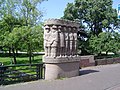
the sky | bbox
[40,0,120,21]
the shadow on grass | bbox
[79,69,99,76]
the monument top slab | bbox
[44,19,80,28]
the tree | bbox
[0,15,22,64]
[63,0,120,55]
[89,32,120,55]
[0,0,46,64]
[16,0,45,63]
[63,0,119,36]
[13,25,44,64]
[0,0,25,64]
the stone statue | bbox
[69,27,74,56]
[43,19,81,80]
[58,26,65,57]
[64,26,69,56]
[50,25,58,57]
[73,27,78,56]
[44,25,51,56]
[44,19,79,58]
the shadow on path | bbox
[79,69,99,76]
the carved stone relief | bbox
[44,19,79,58]
[50,25,58,57]
[44,25,51,57]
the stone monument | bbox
[43,19,80,80]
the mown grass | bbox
[0,53,44,85]
[0,54,43,65]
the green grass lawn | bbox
[0,54,43,65]
[0,54,44,85]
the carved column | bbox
[43,19,80,80]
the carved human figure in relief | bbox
[69,27,74,56]
[44,25,51,56]
[50,25,58,57]
[58,26,65,57]
[64,26,69,56]
[73,27,78,56]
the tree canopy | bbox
[63,0,120,36]
[63,0,120,55]
[89,32,120,55]
[0,0,45,64]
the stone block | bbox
[43,19,80,80]
[45,61,80,80]
[80,55,95,67]
[96,59,107,65]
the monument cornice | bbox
[44,19,80,28]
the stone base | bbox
[45,61,80,80]
[43,56,80,63]
[80,55,95,67]
[43,56,80,80]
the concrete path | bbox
[1,64,120,90]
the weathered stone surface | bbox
[43,56,81,63]
[45,62,80,80]
[44,19,80,27]
[43,19,80,80]
[44,19,79,59]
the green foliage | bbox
[12,25,44,52]
[89,32,120,55]
[63,0,120,55]
[0,0,46,64]
[63,0,119,35]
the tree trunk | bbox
[16,49,18,56]
[98,52,102,56]
[9,48,11,56]
[28,43,32,64]
[12,46,17,64]
[32,54,34,61]
[106,51,108,55]
[29,51,32,64]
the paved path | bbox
[1,64,120,90]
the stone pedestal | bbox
[43,56,80,80]
[45,62,79,80]
[43,19,80,80]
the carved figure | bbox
[58,26,65,57]
[73,27,78,56]
[64,27,69,56]
[44,25,51,56]
[69,27,74,56]
[44,19,79,58]
[50,25,58,57]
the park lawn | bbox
[0,55,43,65]
[0,55,44,85]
